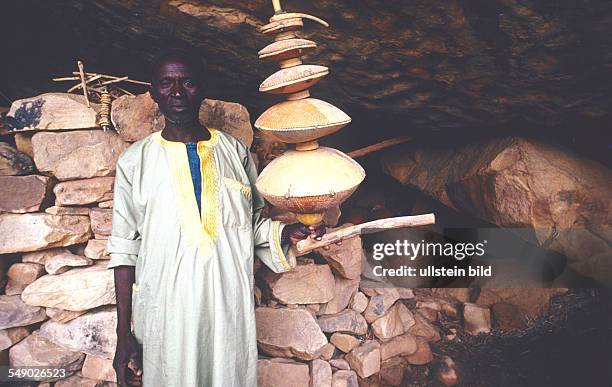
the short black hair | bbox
[149,47,207,84]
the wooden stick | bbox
[347,136,412,159]
[114,86,135,96]
[99,76,129,86]
[67,74,103,92]
[71,72,151,85]
[77,61,90,107]
[53,76,80,81]
[293,213,435,255]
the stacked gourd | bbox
[255,5,365,226]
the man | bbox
[105,49,325,387]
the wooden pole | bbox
[293,213,435,255]
[347,136,411,159]
[77,61,90,107]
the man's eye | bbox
[184,80,194,87]
[160,81,172,88]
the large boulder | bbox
[382,137,612,283]
[0,213,91,254]
[32,130,129,181]
[0,295,47,330]
[9,331,85,381]
[22,263,114,311]
[260,263,336,304]
[257,358,310,387]
[255,307,328,360]
[38,306,117,359]
[0,175,53,213]
[6,93,99,131]
[53,177,114,206]
[0,142,35,176]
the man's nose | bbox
[170,82,184,97]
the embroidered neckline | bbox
[154,128,219,255]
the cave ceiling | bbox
[1,0,611,144]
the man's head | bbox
[149,49,207,124]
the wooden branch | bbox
[77,61,90,107]
[293,213,435,255]
[53,76,80,81]
[71,72,151,85]
[347,136,412,158]
[99,76,129,86]
[66,74,103,92]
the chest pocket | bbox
[220,176,253,229]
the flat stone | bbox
[22,248,71,265]
[54,177,114,206]
[319,343,336,361]
[345,340,381,378]
[261,263,336,304]
[82,354,117,382]
[317,309,368,335]
[9,331,85,381]
[380,357,409,386]
[371,302,415,342]
[0,326,30,351]
[7,263,45,284]
[45,206,91,216]
[0,175,52,213]
[256,307,328,360]
[32,130,129,181]
[90,208,112,236]
[44,252,93,275]
[199,98,254,148]
[407,311,441,343]
[363,289,400,323]
[4,279,27,296]
[476,288,567,323]
[46,308,87,323]
[433,288,471,303]
[0,213,91,254]
[38,306,117,359]
[319,277,359,315]
[0,295,47,330]
[463,303,491,335]
[315,228,363,280]
[22,263,114,311]
[257,357,310,387]
[84,239,108,259]
[405,338,433,365]
[310,359,332,387]
[331,370,358,387]
[380,333,418,360]
[329,359,350,370]
[0,142,35,176]
[98,200,114,208]
[330,333,360,353]
[7,93,99,131]
[349,292,368,313]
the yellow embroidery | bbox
[155,129,220,255]
[272,221,291,271]
[222,176,252,197]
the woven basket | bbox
[258,38,317,61]
[260,65,328,94]
[256,147,365,213]
[255,98,351,143]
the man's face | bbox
[150,57,204,123]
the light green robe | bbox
[105,128,296,387]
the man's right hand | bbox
[113,331,143,386]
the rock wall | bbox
[0,93,576,386]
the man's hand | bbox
[113,331,143,386]
[281,222,326,245]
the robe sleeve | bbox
[105,155,141,269]
[242,148,296,273]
